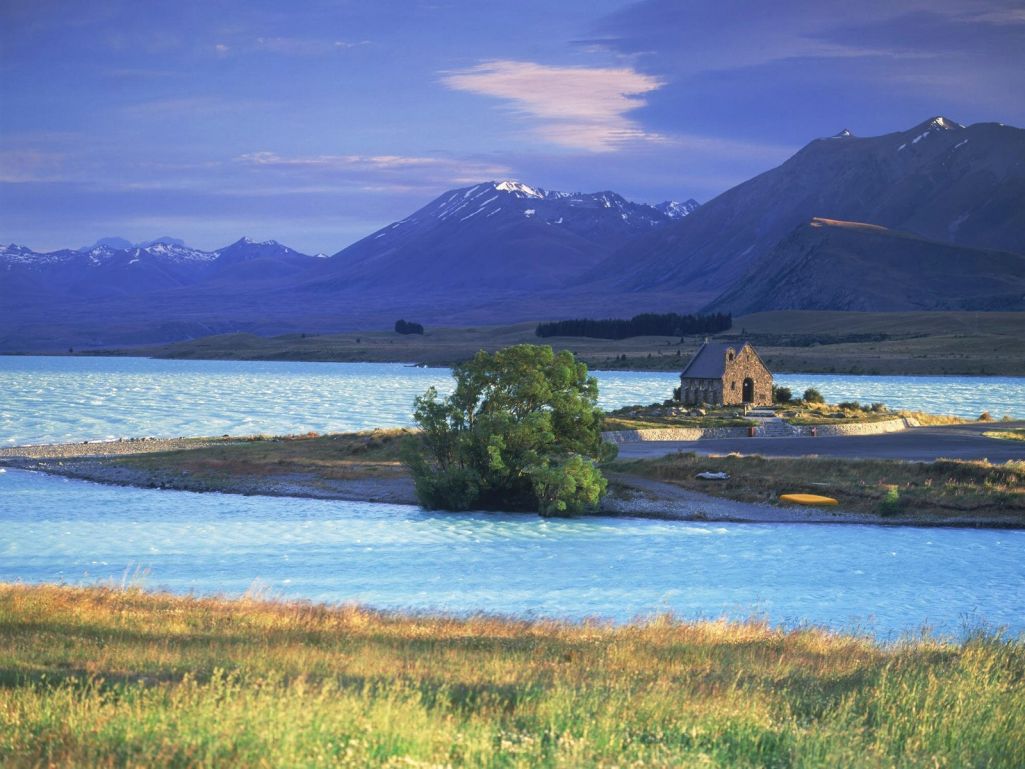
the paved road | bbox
[615,421,1025,462]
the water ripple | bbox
[1,358,1021,445]
[1,469,1023,639]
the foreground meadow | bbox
[1,585,1022,768]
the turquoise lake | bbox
[1,356,1023,638]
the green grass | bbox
[1,584,1023,768]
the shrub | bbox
[978,411,994,422]
[394,319,424,335]
[803,388,825,404]
[837,401,862,412]
[772,386,793,404]
[879,485,905,516]
[403,345,615,514]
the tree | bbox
[403,345,616,515]
[395,319,424,335]
[803,388,825,404]
[772,386,793,404]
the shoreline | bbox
[4,436,1021,529]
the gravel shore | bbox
[0,436,237,460]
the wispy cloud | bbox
[254,36,370,55]
[236,151,512,186]
[0,150,68,183]
[211,37,370,59]
[441,60,664,152]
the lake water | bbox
[2,356,1024,638]
[2,468,1023,639]
[1,356,1023,446]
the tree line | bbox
[535,312,732,340]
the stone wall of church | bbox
[678,378,723,406]
[721,345,773,406]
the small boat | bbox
[779,493,839,506]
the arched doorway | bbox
[742,377,755,403]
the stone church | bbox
[677,341,773,407]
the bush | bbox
[394,319,424,335]
[837,401,862,412]
[403,345,616,514]
[978,411,994,422]
[879,485,905,516]
[772,386,793,404]
[803,388,825,404]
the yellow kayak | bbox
[779,493,839,506]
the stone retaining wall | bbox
[790,416,918,437]
[603,416,917,443]
[602,426,751,443]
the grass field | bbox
[1,584,1023,768]
[95,310,1025,376]
[609,453,1025,523]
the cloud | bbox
[441,60,664,152]
[0,149,68,183]
[254,37,370,56]
[235,151,512,187]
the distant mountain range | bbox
[2,116,1023,351]
[303,181,699,294]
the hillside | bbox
[710,218,1025,313]
[589,118,1025,305]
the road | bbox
[615,421,1025,462]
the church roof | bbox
[680,341,749,379]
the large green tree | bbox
[403,345,616,514]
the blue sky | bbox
[2,0,1023,253]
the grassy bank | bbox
[610,453,1025,524]
[114,429,410,487]
[1,584,1023,768]
[91,310,1025,376]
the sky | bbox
[2,0,1024,253]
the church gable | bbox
[678,341,773,406]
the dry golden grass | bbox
[1,584,1023,768]
[610,453,1025,522]
[116,428,411,483]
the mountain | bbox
[0,237,317,303]
[654,199,700,219]
[589,117,1025,307]
[709,218,1025,313]
[303,181,688,293]
[79,236,187,251]
[4,116,1025,351]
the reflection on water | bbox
[1,357,1022,446]
[2,469,1022,640]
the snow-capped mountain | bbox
[1,237,317,301]
[305,180,692,294]
[654,199,700,219]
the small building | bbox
[677,340,772,407]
